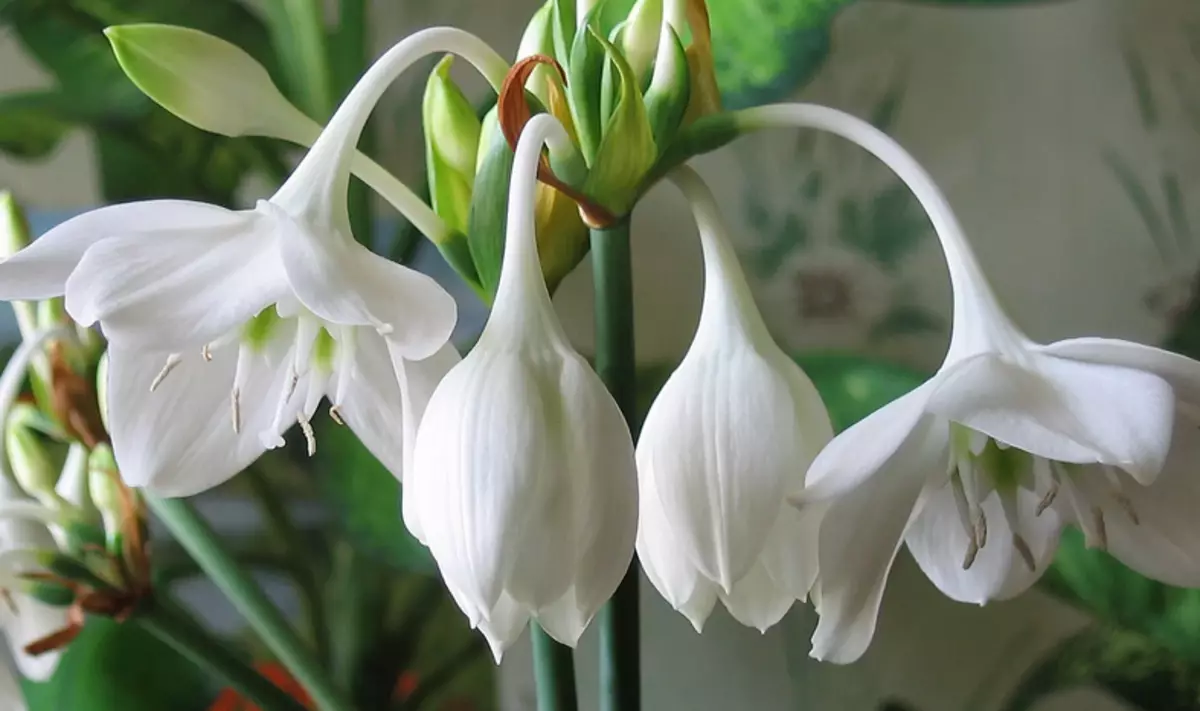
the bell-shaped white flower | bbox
[0,28,512,496]
[410,114,638,661]
[740,104,1200,664]
[636,167,831,633]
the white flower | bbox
[410,114,638,661]
[636,167,832,633]
[750,103,1200,664]
[0,659,26,710]
[0,29,518,496]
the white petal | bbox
[329,330,405,478]
[479,593,531,664]
[536,589,590,648]
[553,355,638,618]
[1095,422,1200,587]
[928,353,1174,483]
[0,520,65,681]
[0,658,26,709]
[65,211,287,350]
[810,419,946,664]
[759,503,822,602]
[637,460,712,627]
[269,204,456,359]
[905,486,1061,604]
[1040,337,1200,408]
[395,343,461,544]
[107,336,294,497]
[799,381,936,502]
[0,201,241,301]
[720,560,794,633]
[411,351,554,615]
[639,348,818,591]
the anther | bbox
[201,344,213,362]
[1012,534,1036,572]
[329,405,345,426]
[974,511,988,551]
[150,354,182,392]
[298,416,317,456]
[962,537,979,571]
[1091,507,1108,551]
[1114,493,1140,525]
[231,388,241,434]
[1036,482,1058,516]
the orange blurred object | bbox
[207,662,315,711]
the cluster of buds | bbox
[423,0,720,298]
[0,194,150,681]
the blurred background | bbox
[3,0,1199,709]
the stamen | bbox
[962,536,980,571]
[1091,507,1108,551]
[1114,492,1140,525]
[1036,483,1058,516]
[997,488,1035,572]
[231,388,241,434]
[1033,458,1058,516]
[329,405,345,426]
[957,454,987,551]
[149,354,182,392]
[201,344,213,362]
[950,473,978,569]
[298,416,317,456]
[1012,534,1036,571]
[975,512,989,551]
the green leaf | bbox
[23,618,214,711]
[583,28,658,215]
[0,92,73,160]
[260,0,332,118]
[836,184,930,271]
[312,419,433,573]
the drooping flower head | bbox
[410,113,638,661]
[635,166,831,633]
[0,28,511,496]
[735,103,1200,663]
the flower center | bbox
[946,425,1139,573]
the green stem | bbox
[589,219,641,711]
[245,466,330,665]
[134,597,310,711]
[145,495,357,711]
[531,624,579,711]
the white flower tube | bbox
[410,114,638,662]
[738,103,1200,664]
[635,166,832,633]
[0,28,508,498]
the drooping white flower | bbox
[738,103,1199,664]
[0,28,514,496]
[635,167,831,633]
[410,114,638,661]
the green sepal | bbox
[41,552,113,591]
[644,26,690,148]
[423,55,482,236]
[21,578,76,608]
[63,522,109,558]
[466,137,517,300]
[582,28,658,215]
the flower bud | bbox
[6,404,62,506]
[105,24,314,143]
[411,115,637,661]
[680,0,721,122]
[637,169,831,632]
[619,0,663,84]
[517,1,556,105]
[423,56,483,237]
[87,444,125,550]
[0,193,38,341]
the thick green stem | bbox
[145,495,357,711]
[531,624,579,711]
[589,220,641,711]
[134,598,310,711]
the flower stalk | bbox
[531,623,578,711]
[589,218,641,711]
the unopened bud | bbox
[87,445,124,549]
[619,0,663,84]
[518,2,556,105]
[20,578,74,608]
[6,404,61,506]
[0,193,38,342]
[680,0,721,122]
[95,352,109,434]
[423,56,483,237]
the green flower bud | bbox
[0,192,37,342]
[105,24,314,143]
[6,404,61,506]
[20,578,75,608]
[518,2,557,105]
[619,0,663,84]
[87,445,124,550]
[644,26,690,147]
[423,55,482,237]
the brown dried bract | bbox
[49,343,108,449]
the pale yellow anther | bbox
[150,354,182,392]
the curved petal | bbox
[330,330,405,480]
[411,351,552,615]
[637,458,713,629]
[65,211,287,350]
[0,200,241,301]
[799,380,936,502]
[478,592,531,663]
[640,348,816,591]
[537,588,590,648]
[107,333,294,497]
[928,353,1174,483]
[269,204,456,359]
[719,560,794,633]
[759,503,822,602]
[810,419,946,664]
[905,486,1061,604]
[1098,423,1200,587]
[395,344,461,544]
[1040,337,1200,409]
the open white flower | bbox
[0,28,516,496]
[737,104,1200,664]
[410,114,638,661]
[636,167,831,633]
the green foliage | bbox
[22,618,215,711]
[312,419,434,574]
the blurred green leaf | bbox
[312,420,434,574]
[22,617,214,711]
[0,92,74,160]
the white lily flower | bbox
[0,659,26,710]
[635,167,831,633]
[739,104,1199,664]
[0,28,513,497]
[410,114,638,661]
